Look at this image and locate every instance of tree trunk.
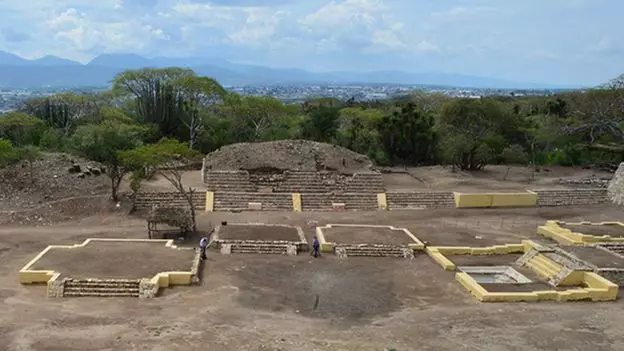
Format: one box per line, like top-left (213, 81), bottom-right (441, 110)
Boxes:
top-left (111, 178), bottom-right (118, 202)
top-left (503, 166), bottom-right (511, 181)
top-left (186, 186), bottom-right (197, 232)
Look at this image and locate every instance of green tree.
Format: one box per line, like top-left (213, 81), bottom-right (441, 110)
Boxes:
top-left (300, 104), bottom-right (340, 142)
top-left (0, 112), bottom-right (45, 146)
top-left (377, 102), bottom-right (436, 165)
top-left (19, 92), bottom-right (103, 135)
top-left (336, 107), bottom-right (383, 158)
top-left (174, 76), bottom-right (227, 149)
top-left (501, 144), bottom-right (528, 180)
top-left (119, 138), bottom-right (201, 231)
top-left (71, 122), bottom-right (146, 201)
top-left (438, 98), bottom-right (513, 170)
top-left (0, 138), bottom-right (15, 167)
top-left (112, 67), bottom-right (195, 139)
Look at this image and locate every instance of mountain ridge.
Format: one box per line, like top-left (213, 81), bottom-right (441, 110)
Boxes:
top-left (0, 50), bottom-right (575, 89)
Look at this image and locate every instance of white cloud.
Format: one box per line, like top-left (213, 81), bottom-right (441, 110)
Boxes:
top-left (0, 0), bottom-right (622, 84)
top-left (299, 0), bottom-right (405, 51)
top-left (414, 40), bottom-right (440, 53)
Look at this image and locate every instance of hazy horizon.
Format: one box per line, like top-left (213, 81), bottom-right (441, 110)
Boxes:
top-left (0, 0), bottom-right (622, 87)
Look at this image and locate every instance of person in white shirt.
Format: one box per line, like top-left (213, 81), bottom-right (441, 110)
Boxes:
top-left (199, 236), bottom-right (208, 260)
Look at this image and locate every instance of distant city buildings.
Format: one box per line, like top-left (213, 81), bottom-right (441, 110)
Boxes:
top-left (0, 84), bottom-right (556, 112)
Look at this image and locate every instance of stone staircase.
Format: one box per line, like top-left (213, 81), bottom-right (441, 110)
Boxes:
top-left (134, 192), bottom-right (206, 211)
top-left (301, 193), bottom-right (378, 211)
top-left (277, 171), bottom-right (329, 193)
top-left (337, 244), bottom-right (413, 258)
top-left (220, 242), bottom-right (297, 255)
top-left (213, 192), bottom-right (292, 211)
top-left (386, 192), bottom-right (455, 209)
top-left (344, 173), bottom-right (386, 193)
top-left (523, 253), bottom-right (564, 282)
top-left (204, 171), bottom-right (256, 192)
top-left (63, 279), bottom-right (141, 297)
top-left (535, 188), bottom-right (608, 206)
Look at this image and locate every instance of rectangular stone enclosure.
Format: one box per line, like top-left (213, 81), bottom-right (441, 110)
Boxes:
top-left (217, 223), bottom-right (303, 242)
top-left (319, 224), bottom-right (422, 246)
top-left (30, 241), bottom-right (195, 280)
top-left (211, 223), bottom-right (308, 255)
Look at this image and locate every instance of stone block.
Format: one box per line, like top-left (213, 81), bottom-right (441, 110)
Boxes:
top-left (139, 278), bottom-right (158, 299)
top-left (332, 203), bottom-right (346, 211)
top-left (220, 244), bottom-right (232, 254)
top-left (286, 244), bottom-right (298, 256)
top-left (248, 202), bottom-right (262, 211)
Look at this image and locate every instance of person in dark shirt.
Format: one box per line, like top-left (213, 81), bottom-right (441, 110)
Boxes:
top-left (311, 237), bottom-right (320, 258)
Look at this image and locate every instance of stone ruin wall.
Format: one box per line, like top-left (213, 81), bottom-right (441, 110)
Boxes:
top-left (248, 171), bottom-right (365, 192)
top-left (608, 162), bottom-right (624, 206)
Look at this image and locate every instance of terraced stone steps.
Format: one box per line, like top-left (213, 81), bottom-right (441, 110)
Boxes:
top-left (214, 192), bottom-right (292, 211)
top-left (277, 172), bottom-right (329, 193)
top-left (204, 171), bottom-right (256, 192)
top-left (227, 243), bottom-right (295, 255)
top-left (386, 192), bottom-right (455, 209)
top-left (339, 245), bottom-right (412, 258)
top-left (301, 193), bottom-right (378, 211)
top-left (134, 192), bottom-right (206, 211)
top-left (535, 189), bottom-right (608, 206)
top-left (63, 279), bottom-right (140, 298)
top-left (524, 254), bottom-right (563, 281)
top-left (344, 173), bottom-right (386, 193)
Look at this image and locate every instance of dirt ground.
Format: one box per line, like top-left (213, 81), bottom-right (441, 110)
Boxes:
top-left (561, 224), bottom-right (624, 237)
top-left (323, 225), bottom-right (415, 245)
top-left (218, 224), bottom-right (301, 241)
top-left (564, 246), bottom-right (624, 269)
top-left (30, 241), bottom-right (194, 279)
top-left (3, 206), bottom-right (624, 350)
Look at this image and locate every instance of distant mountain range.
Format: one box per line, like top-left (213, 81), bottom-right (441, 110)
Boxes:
top-left (0, 51), bottom-right (572, 90)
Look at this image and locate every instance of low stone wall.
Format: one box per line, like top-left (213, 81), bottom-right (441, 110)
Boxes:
top-left (134, 192), bottom-right (207, 211)
top-left (386, 191), bottom-right (455, 209)
top-left (534, 188), bottom-right (609, 206)
top-left (135, 188), bottom-right (613, 212)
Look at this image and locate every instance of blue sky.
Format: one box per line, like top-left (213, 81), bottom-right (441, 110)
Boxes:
top-left (0, 0), bottom-right (621, 85)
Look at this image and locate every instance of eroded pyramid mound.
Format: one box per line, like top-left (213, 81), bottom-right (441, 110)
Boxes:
top-left (202, 140), bottom-right (374, 173)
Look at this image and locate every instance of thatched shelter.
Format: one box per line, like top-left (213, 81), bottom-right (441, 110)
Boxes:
top-left (147, 205), bottom-right (193, 239)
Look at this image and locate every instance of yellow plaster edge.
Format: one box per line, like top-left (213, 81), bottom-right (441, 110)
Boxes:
top-left (377, 193), bottom-right (388, 211)
top-left (538, 221), bottom-right (624, 244)
top-left (426, 247), bottom-right (456, 270)
top-left (205, 191), bottom-right (214, 212)
top-left (455, 271), bottom-right (617, 302)
top-left (292, 193), bottom-right (302, 212)
top-left (19, 238), bottom-right (182, 284)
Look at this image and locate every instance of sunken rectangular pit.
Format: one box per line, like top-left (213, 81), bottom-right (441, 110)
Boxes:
top-left (212, 223), bottom-right (307, 255)
top-left (316, 224), bottom-right (424, 258)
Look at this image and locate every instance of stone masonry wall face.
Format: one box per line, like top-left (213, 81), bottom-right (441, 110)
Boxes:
top-left (608, 162), bottom-right (624, 206)
top-left (535, 189), bottom-right (608, 206)
top-left (134, 192), bottom-right (206, 211)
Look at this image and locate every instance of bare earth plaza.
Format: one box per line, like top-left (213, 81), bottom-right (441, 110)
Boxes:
top-left (3, 141), bottom-right (624, 350)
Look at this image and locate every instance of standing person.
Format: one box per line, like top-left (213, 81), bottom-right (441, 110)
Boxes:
top-left (311, 236), bottom-right (320, 258)
top-left (199, 236), bottom-right (208, 260)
